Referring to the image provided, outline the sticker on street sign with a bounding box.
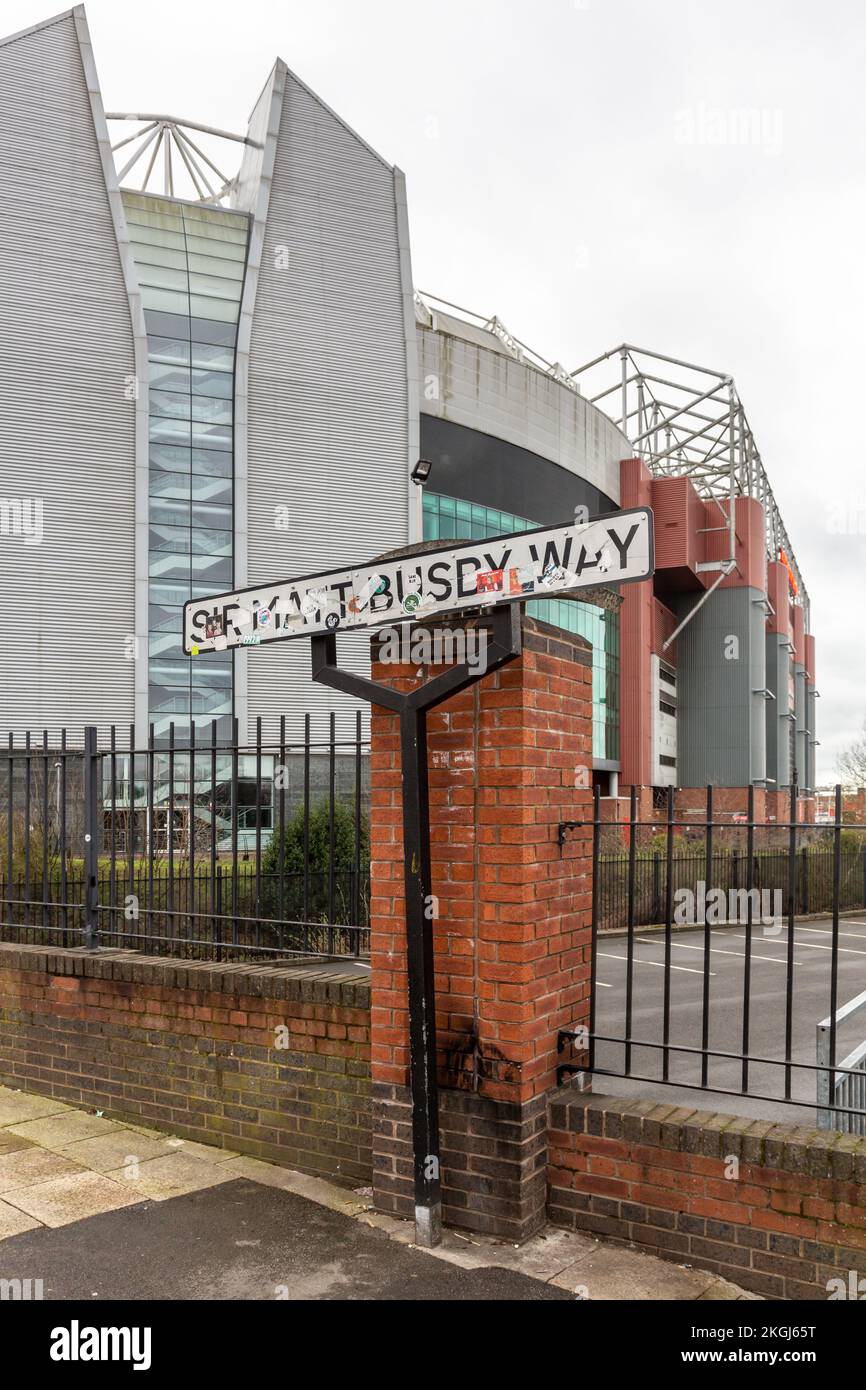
[182,506,654,655]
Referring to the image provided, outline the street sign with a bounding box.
[183,506,654,655]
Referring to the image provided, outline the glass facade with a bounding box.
[122,192,249,743]
[423,492,620,762]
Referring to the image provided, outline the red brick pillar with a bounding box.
[369,614,593,1241]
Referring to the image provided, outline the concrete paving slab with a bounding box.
[106,1151,238,1201]
[0,1147,85,1194]
[7,1110,121,1151]
[164,1139,239,1164]
[0,1090,71,1127]
[550,1245,717,1300]
[696,1276,755,1300]
[222,1156,308,1190]
[0,1198,42,1239]
[2,1170,140,1228]
[58,1130,181,1174]
[0,1133,34,1158]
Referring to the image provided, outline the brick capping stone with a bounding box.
[0,941,371,1185]
[548,1088,866,1300]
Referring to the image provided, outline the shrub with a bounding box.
[258,799,369,934]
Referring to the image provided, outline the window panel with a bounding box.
[149,498,190,527]
[190,294,240,323]
[190,394,232,425]
[148,632,186,660]
[189,473,231,503]
[149,444,190,473]
[132,242,187,271]
[184,229,248,256]
[149,362,191,394]
[189,527,231,556]
[149,471,191,502]
[191,553,232,583]
[149,417,191,446]
[191,423,232,451]
[144,310,190,341]
[192,502,233,530]
[150,387,192,420]
[149,659,193,687]
[188,272,243,301]
[149,552,192,581]
[149,603,183,635]
[149,579,192,607]
[140,285,191,316]
[190,317,237,346]
[187,251,245,281]
[192,664,233,691]
[190,341,234,371]
[148,335,191,366]
[136,262,189,292]
[126,223,186,251]
[191,368,233,399]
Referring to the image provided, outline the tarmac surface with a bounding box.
[0,1178,573,1301]
[594,913,866,1123]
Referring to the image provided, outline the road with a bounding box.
[592,914,866,1126]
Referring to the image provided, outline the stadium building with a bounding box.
[0,7,817,823]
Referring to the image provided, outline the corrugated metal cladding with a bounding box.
[417,327,625,505]
[765,632,791,791]
[0,13,136,742]
[244,71,410,743]
[674,587,767,788]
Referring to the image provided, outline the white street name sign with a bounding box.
[183,506,654,655]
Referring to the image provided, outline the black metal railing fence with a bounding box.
[560,783,866,1132]
[2,716,371,962]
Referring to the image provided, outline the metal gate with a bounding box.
[559,782,866,1132]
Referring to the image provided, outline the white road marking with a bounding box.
[730,933,866,959]
[636,937,801,967]
[598,951,714,976]
[765,925,866,942]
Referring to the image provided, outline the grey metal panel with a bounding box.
[244,68,410,741]
[418,327,626,505]
[674,587,767,788]
[794,665,808,791]
[806,686,817,794]
[764,632,791,792]
[0,10,136,742]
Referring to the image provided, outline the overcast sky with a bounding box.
[9,0,865,781]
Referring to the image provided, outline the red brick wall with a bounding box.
[549,1092,866,1299]
[370,616,593,1109]
[369,615,594,1238]
[0,944,371,1184]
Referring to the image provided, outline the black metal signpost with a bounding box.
[183,507,654,1248]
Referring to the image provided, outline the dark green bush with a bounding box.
[258,799,369,932]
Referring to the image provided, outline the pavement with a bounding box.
[0,1085,757,1301]
[595,913,866,1123]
